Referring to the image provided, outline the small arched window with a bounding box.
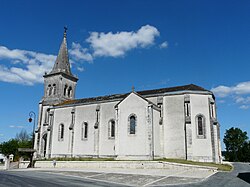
[129,114,136,135]
[108,120,115,138]
[47,84,51,96]
[58,124,64,141]
[68,86,72,98]
[64,85,68,96]
[53,84,56,95]
[196,114,206,138]
[49,85,53,96]
[82,122,88,140]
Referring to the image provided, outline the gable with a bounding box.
[115,92,148,108]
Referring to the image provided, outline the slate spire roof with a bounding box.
[50,27,73,76]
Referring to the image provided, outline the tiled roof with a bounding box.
[56,84,211,106]
[137,84,208,95]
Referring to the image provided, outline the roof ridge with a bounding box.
[55,84,210,106]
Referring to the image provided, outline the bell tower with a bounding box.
[43,27,78,105]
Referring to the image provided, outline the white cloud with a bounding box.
[77,66,84,72]
[9,125,25,128]
[69,42,93,62]
[211,85,232,98]
[159,41,168,49]
[218,100,226,103]
[0,45,56,85]
[0,25,163,85]
[212,81,250,109]
[235,96,250,104]
[239,105,249,110]
[211,81,250,98]
[86,25,160,57]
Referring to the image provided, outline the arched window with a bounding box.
[49,85,53,96]
[53,84,56,95]
[68,86,72,98]
[198,116,203,135]
[47,85,51,96]
[64,85,68,96]
[58,124,64,141]
[129,114,136,135]
[82,122,88,139]
[108,120,115,138]
[196,114,206,138]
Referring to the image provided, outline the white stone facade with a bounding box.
[34,31,222,163]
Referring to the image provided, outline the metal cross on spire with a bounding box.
[64,26,68,38]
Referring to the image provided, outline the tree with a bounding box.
[223,127,248,161]
[0,139,19,157]
[0,130,32,161]
[15,129,30,142]
[239,141,250,162]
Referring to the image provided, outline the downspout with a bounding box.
[151,105,154,160]
[184,123,187,160]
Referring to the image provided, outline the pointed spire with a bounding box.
[50,27,72,76]
[64,26,67,38]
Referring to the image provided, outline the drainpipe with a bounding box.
[151,105,154,160]
[184,123,187,160]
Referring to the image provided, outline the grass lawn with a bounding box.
[156,158,232,171]
[38,157,115,162]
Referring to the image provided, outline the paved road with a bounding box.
[0,170,127,187]
[0,163,249,186]
[169,162,250,187]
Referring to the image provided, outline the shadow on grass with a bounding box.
[237,172,250,184]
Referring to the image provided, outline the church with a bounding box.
[34,29,222,163]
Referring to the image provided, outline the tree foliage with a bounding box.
[223,127,249,162]
[0,139,19,157]
[15,129,30,142]
[0,130,32,161]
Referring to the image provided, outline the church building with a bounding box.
[34,29,222,163]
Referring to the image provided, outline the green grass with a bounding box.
[155,158,232,171]
[37,157,115,161]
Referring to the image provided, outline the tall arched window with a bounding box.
[81,122,88,140]
[68,86,72,98]
[53,84,56,95]
[196,114,206,138]
[47,85,51,96]
[129,114,136,135]
[64,85,68,96]
[58,124,64,141]
[108,119,115,138]
[49,85,53,96]
[198,116,203,135]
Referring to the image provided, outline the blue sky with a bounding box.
[0,0,250,148]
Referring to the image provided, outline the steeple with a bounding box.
[50,27,72,76]
[43,27,78,105]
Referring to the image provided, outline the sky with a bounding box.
[0,0,250,149]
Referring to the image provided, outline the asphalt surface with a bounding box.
[0,170,126,187]
[0,162,249,186]
[168,162,250,187]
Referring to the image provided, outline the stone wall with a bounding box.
[35,160,217,172]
